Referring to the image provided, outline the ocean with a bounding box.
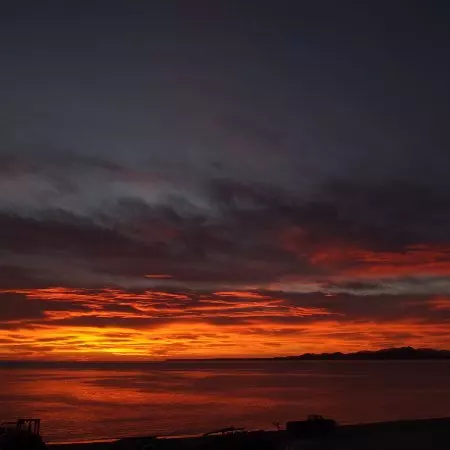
[1,360,450,443]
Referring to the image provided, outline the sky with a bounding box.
[1,1,450,360]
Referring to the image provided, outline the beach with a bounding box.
[49,417,450,450]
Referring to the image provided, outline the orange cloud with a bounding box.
[1,317,449,361]
[1,286,449,360]
[2,287,330,322]
[310,245,450,278]
[429,296,450,311]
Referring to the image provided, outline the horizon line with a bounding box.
[1,347,450,364]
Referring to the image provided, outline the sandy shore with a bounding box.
[48,417,450,450]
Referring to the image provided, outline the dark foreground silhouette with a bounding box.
[48,417,450,450]
[0,419,46,450]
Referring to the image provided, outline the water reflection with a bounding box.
[1,361,450,442]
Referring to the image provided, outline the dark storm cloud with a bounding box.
[0,149,123,176]
[0,292,89,323]
[207,178,450,249]
[319,181,450,248]
[0,293,47,322]
[2,1,449,191]
[0,265,43,289]
[2,177,450,290]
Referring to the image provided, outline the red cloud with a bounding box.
[309,245,450,278]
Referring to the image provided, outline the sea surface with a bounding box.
[1,360,450,443]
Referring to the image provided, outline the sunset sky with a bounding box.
[1,1,450,360]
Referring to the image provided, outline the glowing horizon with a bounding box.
[2,275,450,360]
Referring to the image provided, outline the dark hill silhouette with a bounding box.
[166,347,450,362]
[274,347,450,360]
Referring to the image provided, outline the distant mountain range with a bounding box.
[273,347,450,361]
[167,347,450,362]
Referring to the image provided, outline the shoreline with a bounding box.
[48,417,450,450]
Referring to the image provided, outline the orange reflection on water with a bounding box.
[3,361,450,443]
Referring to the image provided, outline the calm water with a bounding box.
[1,361,450,443]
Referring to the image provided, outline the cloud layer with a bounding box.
[1,1,450,358]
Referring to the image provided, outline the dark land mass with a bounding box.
[277,346,450,361]
[168,347,450,362]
